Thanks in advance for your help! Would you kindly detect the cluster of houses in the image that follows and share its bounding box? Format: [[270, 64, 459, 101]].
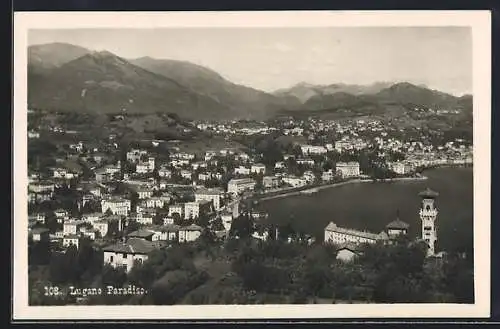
[[27, 111, 470, 273]]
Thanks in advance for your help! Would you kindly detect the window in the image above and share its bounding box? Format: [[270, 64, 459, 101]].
[[122, 253, 128, 259], [426, 205, 431, 211], [110, 255, 114, 262]]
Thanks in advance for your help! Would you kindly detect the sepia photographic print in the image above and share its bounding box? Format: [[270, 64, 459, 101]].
[[13, 11, 491, 320]]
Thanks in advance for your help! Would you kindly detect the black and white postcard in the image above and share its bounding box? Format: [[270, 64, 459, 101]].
[[13, 10, 491, 320]]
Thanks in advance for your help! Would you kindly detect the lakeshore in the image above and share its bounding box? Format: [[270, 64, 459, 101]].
[[257, 175, 428, 202], [256, 167, 473, 253]]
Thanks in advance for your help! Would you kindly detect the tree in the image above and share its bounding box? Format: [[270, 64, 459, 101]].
[[172, 213, 183, 226], [229, 213, 255, 239], [101, 264, 127, 287], [127, 260, 156, 288], [153, 214, 164, 226]]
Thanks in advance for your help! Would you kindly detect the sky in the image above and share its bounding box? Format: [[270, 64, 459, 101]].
[[28, 27, 472, 96]]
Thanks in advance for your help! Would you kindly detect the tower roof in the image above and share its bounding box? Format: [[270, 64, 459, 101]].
[[419, 188, 439, 198], [386, 218, 410, 230]]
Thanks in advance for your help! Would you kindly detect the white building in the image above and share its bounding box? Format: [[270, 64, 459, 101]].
[[227, 178, 256, 195], [103, 238, 158, 272], [63, 220, 85, 236], [321, 170, 335, 182], [136, 188, 154, 200], [234, 166, 250, 176], [282, 176, 307, 188], [127, 149, 148, 163], [274, 161, 285, 169], [93, 220, 109, 237], [220, 212, 233, 232], [101, 197, 131, 216], [263, 176, 280, 189], [336, 162, 360, 178], [142, 196, 170, 209], [184, 200, 212, 220], [178, 224, 203, 243], [136, 157, 155, 174], [180, 170, 193, 180], [168, 204, 184, 218], [324, 222, 388, 245], [301, 145, 327, 155], [194, 187, 224, 210], [158, 166, 172, 178], [250, 163, 266, 174], [63, 235, 80, 249]]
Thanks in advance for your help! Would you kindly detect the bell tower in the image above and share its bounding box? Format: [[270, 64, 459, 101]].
[[418, 188, 439, 256]]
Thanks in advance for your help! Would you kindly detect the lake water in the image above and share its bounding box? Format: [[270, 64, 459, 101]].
[[257, 167, 473, 253]]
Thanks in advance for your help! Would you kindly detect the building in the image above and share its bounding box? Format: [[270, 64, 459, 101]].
[[388, 161, 414, 175], [163, 217, 175, 225], [28, 182, 55, 193], [180, 170, 193, 180], [300, 144, 327, 155], [419, 188, 439, 256], [82, 212, 104, 224], [234, 166, 250, 176], [220, 212, 233, 232], [31, 227, 50, 242], [194, 187, 224, 210], [127, 229, 155, 241], [136, 157, 155, 174], [63, 220, 85, 236], [282, 175, 308, 188], [168, 204, 184, 218], [336, 162, 360, 178], [136, 211, 154, 225], [143, 196, 170, 209], [336, 243, 363, 262], [93, 220, 109, 238], [262, 176, 280, 189], [302, 171, 316, 183], [158, 224, 181, 241], [158, 166, 172, 178], [227, 178, 256, 195], [250, 163, 266, 175], [178, 224, 203, 243], [321, 170, 335, 182], [126, 149, 148, 163], [63, 235, 81, 249], [136, 187, 154, 200], [103, 238, 161, 272], [29, 213, 46, 224], [101, 197, 131, 216], [184, 200, 213, 220], [80, 226, 99, 240], [274, 161, 285, 169], [385, 217, 410, 238], [324, 222, 388, 245]]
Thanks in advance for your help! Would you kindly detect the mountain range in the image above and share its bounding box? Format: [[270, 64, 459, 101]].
[[27, 43, 472, 120]]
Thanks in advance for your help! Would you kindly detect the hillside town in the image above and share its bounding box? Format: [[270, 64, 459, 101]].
[[26, 109, 474, 305], [28, 110, 473, 273]]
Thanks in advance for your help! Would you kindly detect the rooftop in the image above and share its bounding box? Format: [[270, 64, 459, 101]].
[[183, 224, 203, 231], [127, 229, 155, 238], [102, 237, 159, 255], [386, 218, 410, 230], [325, 222, 384, 241]]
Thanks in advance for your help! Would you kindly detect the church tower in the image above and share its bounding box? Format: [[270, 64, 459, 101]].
[[418, 188, 439, 256]]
